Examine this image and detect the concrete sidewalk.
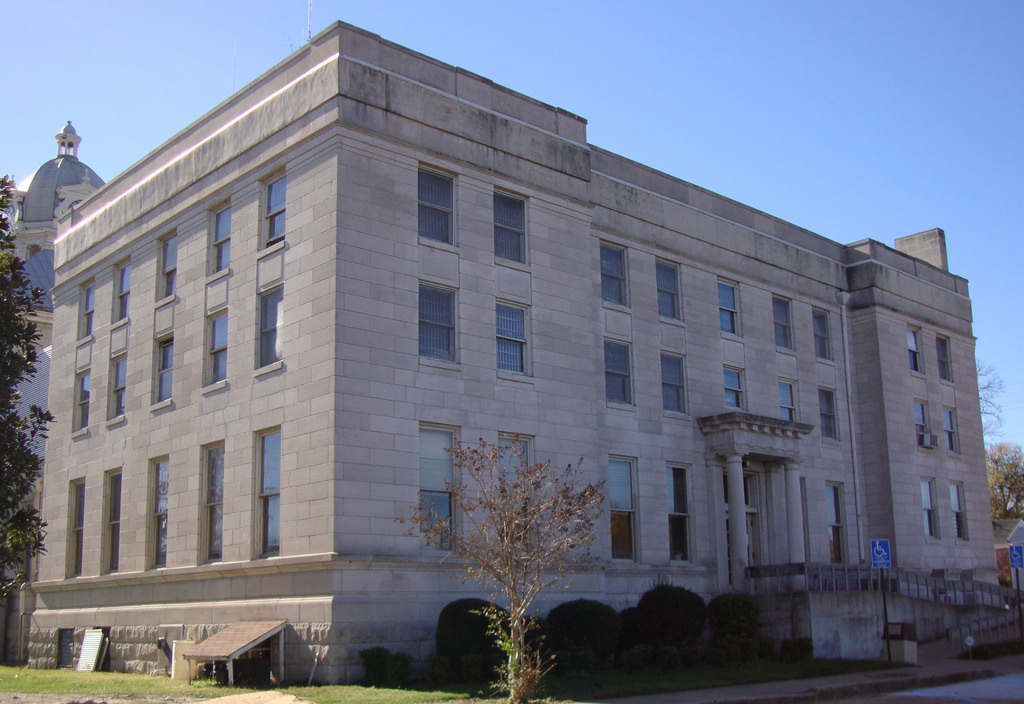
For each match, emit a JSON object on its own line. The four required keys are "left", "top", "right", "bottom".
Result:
{"left": 582, "top": 641, "right": 1024, "bottom": 704}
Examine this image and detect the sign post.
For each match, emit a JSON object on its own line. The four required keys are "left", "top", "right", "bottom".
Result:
{"left": 1010, "top": 544, "right": 1023, "bottom": 643}
{"left": 871, "top": 539, "right": 892, "bottom": 662}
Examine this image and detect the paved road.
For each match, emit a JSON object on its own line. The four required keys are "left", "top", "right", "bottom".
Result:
{"left": 838, "top": 672, "right": 1024, "bottom": 703}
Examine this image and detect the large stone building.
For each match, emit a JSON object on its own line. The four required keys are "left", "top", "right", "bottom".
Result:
{"left": 29, "top": 23, "right": 994, "bottom": 680}
{"left": 1, "top": 124, "right": 104, "bottom": 662}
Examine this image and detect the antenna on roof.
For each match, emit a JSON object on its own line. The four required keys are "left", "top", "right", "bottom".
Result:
{"left": 307, "top": 0, "right": 312, "bottom": 42}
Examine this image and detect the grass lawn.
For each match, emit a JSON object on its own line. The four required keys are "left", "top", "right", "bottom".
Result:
{"left": 0, "top": 658, "right": 895, "bottom": 703}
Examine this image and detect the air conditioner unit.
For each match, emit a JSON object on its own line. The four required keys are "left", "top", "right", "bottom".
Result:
{"left": 918, "top": 433, "right": 938, "bottom": 449}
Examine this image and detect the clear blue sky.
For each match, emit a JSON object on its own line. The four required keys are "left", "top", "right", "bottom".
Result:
{"left": 5, "top": 0, "right": 1023, "bottom": 444}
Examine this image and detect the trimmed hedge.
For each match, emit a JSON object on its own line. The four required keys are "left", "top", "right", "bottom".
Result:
{"left": 635, "top": 584, "right": 707, "bottom": 648}
{"left": 547, "top": 599, "right": 621, "bottom": 663}
{"left": 707, "top": 593, "right": 760, "bottom": 641}
{"left": 435, "top": 597, "right": 505, "bottom": 679}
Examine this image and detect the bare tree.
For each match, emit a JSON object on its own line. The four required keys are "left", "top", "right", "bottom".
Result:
{"left": 988, "top": 442, "right": 1024, "bottom": 519}
{"left": 977, "top": 360, "right": 1004, "bottom": 441}
{"left": 409, "top": 438, "right": 604, "bottom": 704}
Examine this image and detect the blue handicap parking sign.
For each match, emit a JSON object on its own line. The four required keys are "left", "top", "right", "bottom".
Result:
{"left": 1011, "top": 544, "right": 1024, "bottom": 570}
{"left": 871, "top": 539, "right": 891, "bottom": 568}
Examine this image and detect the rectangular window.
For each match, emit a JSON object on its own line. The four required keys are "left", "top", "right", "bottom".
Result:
{"left": 604, "top": 340, "right": 632, "bottom": 404}
{"left": 496, "top": 303, "right": 526, "bottom": 373}
{"left": 826, "top": 483, "right": 844, "bottom": 564}
{"left": 259, "top": 287, "right": 284, "bottom": 367}
{"left": 153, "top": 458, "right": 169, "bottom": 567}
{"left": 493, "top": 193, "right": 526, "bottom": 262}
{"left": 418, "top": 169, "right": 453, "bottom": 244}
{"left": 907, "top": 327, "right": 922, "bottom": 372}
{"left": 921, "top": 478, "right": 938, "bottom": 537}
{"left": 600, "top": 243, "right": 627, "bottom": 305}
{"left": 58, "top": 629, "right": 75, "bottom": 668}
{"left": 114, "top": 262, "right": 131, "bottom": 322}
{"left": 212, "top": 207, "right": 231, "bottom": 273}
{"left": 950, "top": 482, "right": 967, "bottom": 539}
{"left": 819, "top": 388, "right": 838, "bottom": 439}
{"left": 498, "top": 432, "right": 530, "bottom": 474}
{"left": 609, "top": 458, "right": 635, "bottom": 560}
{"left": 156, "top": 337, "right": 173, "bottom": 402}
{"left": 106, "top": 472, "right": 122, "bottom": 573}
{"left": 207, "top": 314, "right": 227, "bottom": 383}
{"left": 667, "top": 465, "right": 690, "bottom": 561}
{"left": 914, "top": 400, "right": 929, "bottom": 446}
{"left": 419, "top": 284, "right": 456, "bottom": 361}
{"left": 205, "top": 445, "right": 224, "bottom": 561}
{"left": 109, "top": 355, "right": 127, "bottom": 418}
{"left": 656, "top": 260, "right": 680, "bottom": 319}
{"left": 812, "top": 308, "right": 832, "bottom": 360}
{"left": 74, "top": 371, "right": 91, "bottom": 430}
{"left": 936, "top": 336, "right": 953, "bottom": 381}
{"left": 661, "top": 353, "right": 686, "bottom": 413}
{"left": 420, "top": 427, "right": 454, "bottom": 546}
{"left": 773, "top": 296, "right": 793, "bottom": 349}
{"left": 778, "top": 381, "right": 796, "bottom": 422}
{"left": 159, "top": 234, "right": 177, "bottom": 299}
{"left": 259, "top": 430, "right": 281, "bottom": 557}
{"left": 718, "top": 281, "right": 738, "bottom": 334}
{"left": 79, "top": 283, "right": 95, "bottom": 338}
{"left": 724, "top": 367, "right": 743, "bottom": 409}
{"left": 943, "top": 407, "right": 959, "bottom": 453}
{"left": 69, "top": 480, "right": 85, "bottom": 577}
{"left": 265, "top": 176, "right": 286, "bottom": 246}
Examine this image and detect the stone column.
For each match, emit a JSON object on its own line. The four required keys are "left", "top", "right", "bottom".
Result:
{"left": 726, "top": 453, "right": 747, "bottom": 591}
{"left": 784, "top": 461, "right": 806, "bottom": 591}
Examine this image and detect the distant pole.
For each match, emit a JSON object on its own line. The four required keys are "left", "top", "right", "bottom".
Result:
{"left": 307, "top": 0, "right": 312, "bottom": 42}
{"left": 881, "top": 567, "right": 891, "bottom": 663}
{"left": 1017, "top": 567, "right": 1022, "bottom": 643}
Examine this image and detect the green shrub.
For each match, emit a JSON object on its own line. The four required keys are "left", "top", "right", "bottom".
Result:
{"left": 547, "top": 599, "right": 621, "bottom": 663}
{"left": 460, "top": 652, "right": 484, "bottom": 682}
{"left": 960, "top": 639, "right": 1024, "bottom": 659}
{"left": 359, "top": 647, "right": 412, "bottom": 687}
{"left": 779, "top": 637, "right": 814, "bottom": 663}
{"left": 617, "top": 606, "right": 643, "bottom": 653}
{"left": 704, "top": 635, "right": 755, "bottom": 667}
{"left": 656, "top": 645, "right": 681, "bottom": 670}
{"left": 707, "top": 593, "right": 761, "bottom": 641}
{"left": 757, "top": 637, "right": 776, "bottom": 661}
{"left": 428, "top": 655, "right": 450, "bottom": 687}
{"left": 435, "top": 597, "right": 504, "bottom": 679}
{"left": 619, "top": 644, "right": 653, "bottom": 671}
{"left": 635, "top": 584, "right": 707, "bottom": 648}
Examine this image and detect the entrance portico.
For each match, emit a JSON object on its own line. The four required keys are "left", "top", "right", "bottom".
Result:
{"left": 698, "top": 413, "right": 814, "bottom": 591}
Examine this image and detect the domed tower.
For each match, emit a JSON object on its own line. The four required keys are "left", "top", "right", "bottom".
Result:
{"left": 10, "top": 122, "right": 105, "bottom": 347}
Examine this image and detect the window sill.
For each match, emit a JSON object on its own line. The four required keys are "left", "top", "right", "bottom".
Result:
{"left": 821, "top": 436, "right": 842, "bottom": 446}
{"left": 495, "top": 256, "right": 530, "bottom": 272}
{"left": 106, "top": 416, "right": 126, "bottom": 429}
{"left": 775, "top": 346, "right": 797, "bottom": 357}
{"left": 605, "top": 401, "right": 636, "bottom": 413}
{"left": 258, "top": 240, "right": 286, "bottom": 258}
{"left": 663, "top": 410, "right": 691, "bottom": 421}
{"left": 202, "top": 380, "right": 228, "bottom": 395}
{"left": 659, "top": 315, "right": 685, "bottom": 328}
{"left": 419, "top": 357, "right": 460, "bottom": 372}
{"left": 720, "top": 331, "right": 743, "bottom": 342}
{"left": 602, "top": 301, "right": 630, "bottom": 313}
{"left": 206, "top": 268, "right": 231, "bottom": 284}
{"left": 419, "top": 236, "right": 458, "bottom": 252}
{"left": 497, "top": 369, "right": 533, "bottom": 384}
{"left": 154, "top": 294, "right": 176, "bottom": 308}
{"left": 255, "top": 361, "right": 284, "bottom": 377}
{"left": 150, "top": 398, "right": 173, "bottom": 412}
{"left": 816, "top": 356, "right": 836, "bottom": 366}
{"left": 111, "top": 317, "right": 129, "bottom": 331}
{"left": 71, "top": 427, "right": 89, "bottom": 439}
{"left": 76, "top": 334, "right": 95, "bottom": 346}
